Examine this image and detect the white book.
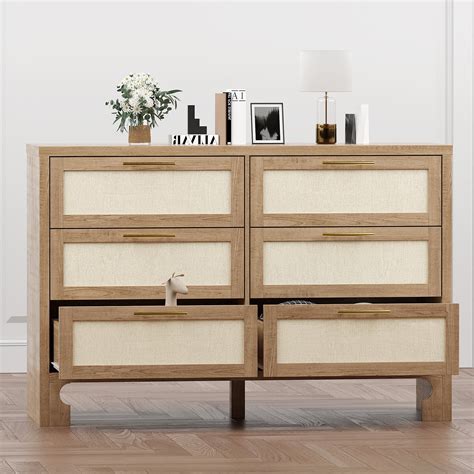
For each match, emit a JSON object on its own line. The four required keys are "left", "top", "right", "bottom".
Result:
{"left": 226, "top": 89, "right": 246, "bottom": 145}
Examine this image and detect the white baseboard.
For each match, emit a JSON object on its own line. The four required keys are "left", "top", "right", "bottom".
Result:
{"left": 0, "top": 340, "right": 27, "bottom": 373}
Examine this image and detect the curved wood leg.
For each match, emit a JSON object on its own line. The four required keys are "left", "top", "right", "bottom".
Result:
{"left": 230, "top": 380, "right": 245, "bottom": 420}
{"left": 49, "top": 377, "right": 70, "bottom": 426}
{"left": 416, "top": 375, "right": 452, "bottom": 421}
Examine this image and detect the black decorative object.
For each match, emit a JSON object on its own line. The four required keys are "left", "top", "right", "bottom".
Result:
{"left": 187, "top": 105, "right": 207, "bottom": 134}
{"left": 345, "top": 113, "right": 356, "bottom": 144}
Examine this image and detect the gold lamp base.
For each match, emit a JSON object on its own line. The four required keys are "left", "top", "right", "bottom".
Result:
{"left": 316, "top": 123, "right": 336, "bottom": 144}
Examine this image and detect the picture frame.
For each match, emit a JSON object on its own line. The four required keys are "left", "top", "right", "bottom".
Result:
{"left": 250, "top": 103, "right": 285, "bottom": 144}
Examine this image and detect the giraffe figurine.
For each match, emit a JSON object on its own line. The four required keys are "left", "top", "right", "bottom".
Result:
{"left": 164, "top": 273, "right": 188, "bottom": 306}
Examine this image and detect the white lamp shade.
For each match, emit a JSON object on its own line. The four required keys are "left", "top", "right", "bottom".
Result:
{"left": 300, "top": 50, "right": 352, "bottom": 92}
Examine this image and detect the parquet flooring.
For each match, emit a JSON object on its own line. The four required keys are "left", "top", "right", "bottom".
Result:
{"left": 0, "top": 371, "right": 473, "bottom": 473}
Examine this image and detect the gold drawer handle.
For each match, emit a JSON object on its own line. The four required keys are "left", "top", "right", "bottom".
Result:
{"left": 123, "top": 233, "right": 175, "bottom": 238}
{"left": 322, "top": 232, "right": 375, "bottom": 237}
{"left": 122, "top": 161, "right": 175, "bottom": 166}
{"left": 338, "top": 309, "right": 391, "bottom": 314}
{"left": 134, "top": 311, "right": 188, "bottom": 316}
{"left": 322, "top": 160, "right": 375, "bottom": 165}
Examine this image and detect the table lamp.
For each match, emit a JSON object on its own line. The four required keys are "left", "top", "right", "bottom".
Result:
{"left": 300, "top": 50, "right": 352, "bottom": 144}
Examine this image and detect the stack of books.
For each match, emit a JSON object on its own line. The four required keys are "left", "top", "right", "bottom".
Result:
{"left": 215, "top": 89, "right": 246, "bottom": 145}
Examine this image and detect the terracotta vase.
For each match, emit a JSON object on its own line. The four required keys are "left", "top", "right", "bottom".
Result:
{"left": 128, "top": 125, "right": 151, "bottom": 144}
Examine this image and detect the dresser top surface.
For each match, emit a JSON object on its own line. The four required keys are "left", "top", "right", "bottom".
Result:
{"left": 27, "top": 143, "right": 452, "bottom": 157}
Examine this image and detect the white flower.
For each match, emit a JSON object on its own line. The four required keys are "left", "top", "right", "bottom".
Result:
{"left": 128, "top": 95, "right": 142, "bottom": 113}
{"left": 135, "top": 87, "right": 153, "bottom": 99}
{"left": 120, "top": 73, "right": 158, "bottom": 93}
{"left": 119, "top": 97, "right": 131, "bottom": 112}
{"left": 144, "top": 97, "right": 154, "bottom": 108}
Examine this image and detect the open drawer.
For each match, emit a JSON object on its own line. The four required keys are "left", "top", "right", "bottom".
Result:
{"left": 55, "top": 305, "right": 257, "bottom": 380}
{"left": 261, "top": 304, "right": 458, "bottom": 378}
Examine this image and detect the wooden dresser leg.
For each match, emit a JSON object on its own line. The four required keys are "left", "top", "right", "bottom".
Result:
{"left": 230, "top": 380, "right": 245, "bottom": 420}
{"left": 49, "top": 378, "right": 71, "bottom": 426}
{"left": 416, "top": 375, "right": 452, "bottom": 421}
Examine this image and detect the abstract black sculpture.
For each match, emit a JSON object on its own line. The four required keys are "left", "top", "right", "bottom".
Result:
{"left": 345, "top": 114, "right": 356, "bottom": 144}
{"left": 188, "top": 105, "right": 207, "bottom": 134}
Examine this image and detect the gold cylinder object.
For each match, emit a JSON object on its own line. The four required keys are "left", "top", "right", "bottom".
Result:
{"left": 316, "top": 124, "right": 336, "bottom": 144}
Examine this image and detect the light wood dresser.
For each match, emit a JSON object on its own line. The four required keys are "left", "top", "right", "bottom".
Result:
{"left": 27, "top": 144, "right": 458, "bottom": 426}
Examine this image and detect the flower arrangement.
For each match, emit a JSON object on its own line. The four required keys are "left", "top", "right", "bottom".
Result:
{"left": 106, "top": 73, "right": 181, "bottom": 132}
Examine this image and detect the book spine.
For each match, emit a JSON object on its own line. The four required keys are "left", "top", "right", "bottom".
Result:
{"left": 226, "top": 92, "right": 232, "bottom": 145}
{"left": 229, "top": 89, "right": 246, "bottom": 145}
{"left": 214, "top": 93, "right": 226, "bottom": 145}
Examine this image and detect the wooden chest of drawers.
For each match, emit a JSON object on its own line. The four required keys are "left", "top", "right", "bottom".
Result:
{"left": 27, "top": 144, "right": 457, "bottom": 426}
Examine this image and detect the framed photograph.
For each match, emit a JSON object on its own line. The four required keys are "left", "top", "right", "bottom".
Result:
{"left": 251, "top": 103, "right": 285, "bottom": 144}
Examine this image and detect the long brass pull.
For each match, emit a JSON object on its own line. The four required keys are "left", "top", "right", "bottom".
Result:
{"left": 134, "top": 311, "right": 188, "bottom": 316}
{"left": 322, "top": 232, "right": 375, "bottom": 237}
{"left": 123, "top": 161, "right": 175, "bottom": 166}
{"left": 322, "top": 160, "right": 375, "bottom": 165}
{"left": 123, "top": 233, "right": 175, "bottom": 238}
{"left": 338, "top": 309, "right": 391, "bottom": 314}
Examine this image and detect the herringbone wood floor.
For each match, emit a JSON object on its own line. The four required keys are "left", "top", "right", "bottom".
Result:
{"left": 0, "top": 371, "right": 473, "bottom": 473}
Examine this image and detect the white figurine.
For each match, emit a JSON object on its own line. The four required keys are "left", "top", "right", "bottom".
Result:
{"left": 164, "top": 272, "right": 188, "bottom": 306}
{"left": 356, "top": 104, "right": 370, "bottom": 144}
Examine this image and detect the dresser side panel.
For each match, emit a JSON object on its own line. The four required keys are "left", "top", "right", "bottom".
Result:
{"left": 27, "top": 148, "right": 50, "bottom": 425}
{"left": 441, "top": 153, "right": 453, "bottom": 302}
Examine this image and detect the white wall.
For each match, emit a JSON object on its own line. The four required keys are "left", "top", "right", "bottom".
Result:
{"left": 1, "top": 0, "right": 472, "bottom": 371}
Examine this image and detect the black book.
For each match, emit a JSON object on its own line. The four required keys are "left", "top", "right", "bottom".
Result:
{"left": 226, "top": 92, "right": 232, "bottom": 145}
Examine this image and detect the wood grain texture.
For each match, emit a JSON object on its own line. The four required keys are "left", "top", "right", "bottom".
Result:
{"left": 2, "top": 371, "right": 473, "bottom": 473}
{"left": 244, "top": 154, "right": 251, "bottom": 305}
{"left": 230, "top": 380, "right": 245, "bottom": 420}
{"left": 449, "top": 304, "right": 460, "bottom": 374}
{"left": 417, "top": 375, "right": 453, "bottom": 421}
{"left": 441, "top": 153, "right": 453, "bottom": 302}
{"left": 50, "top": 155, "right": 244, "bottom": 228}
{"left": 48, "top": 375, "right": 70, "bottom": 426}
{"left": 26, "top": 147, "right": 51, "bottom": 426}
{"left": 28, "top": 143, "right": 453, "bottom": 156}
{"left": 251, "top": 155, "right": 441, "bottom": 226}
